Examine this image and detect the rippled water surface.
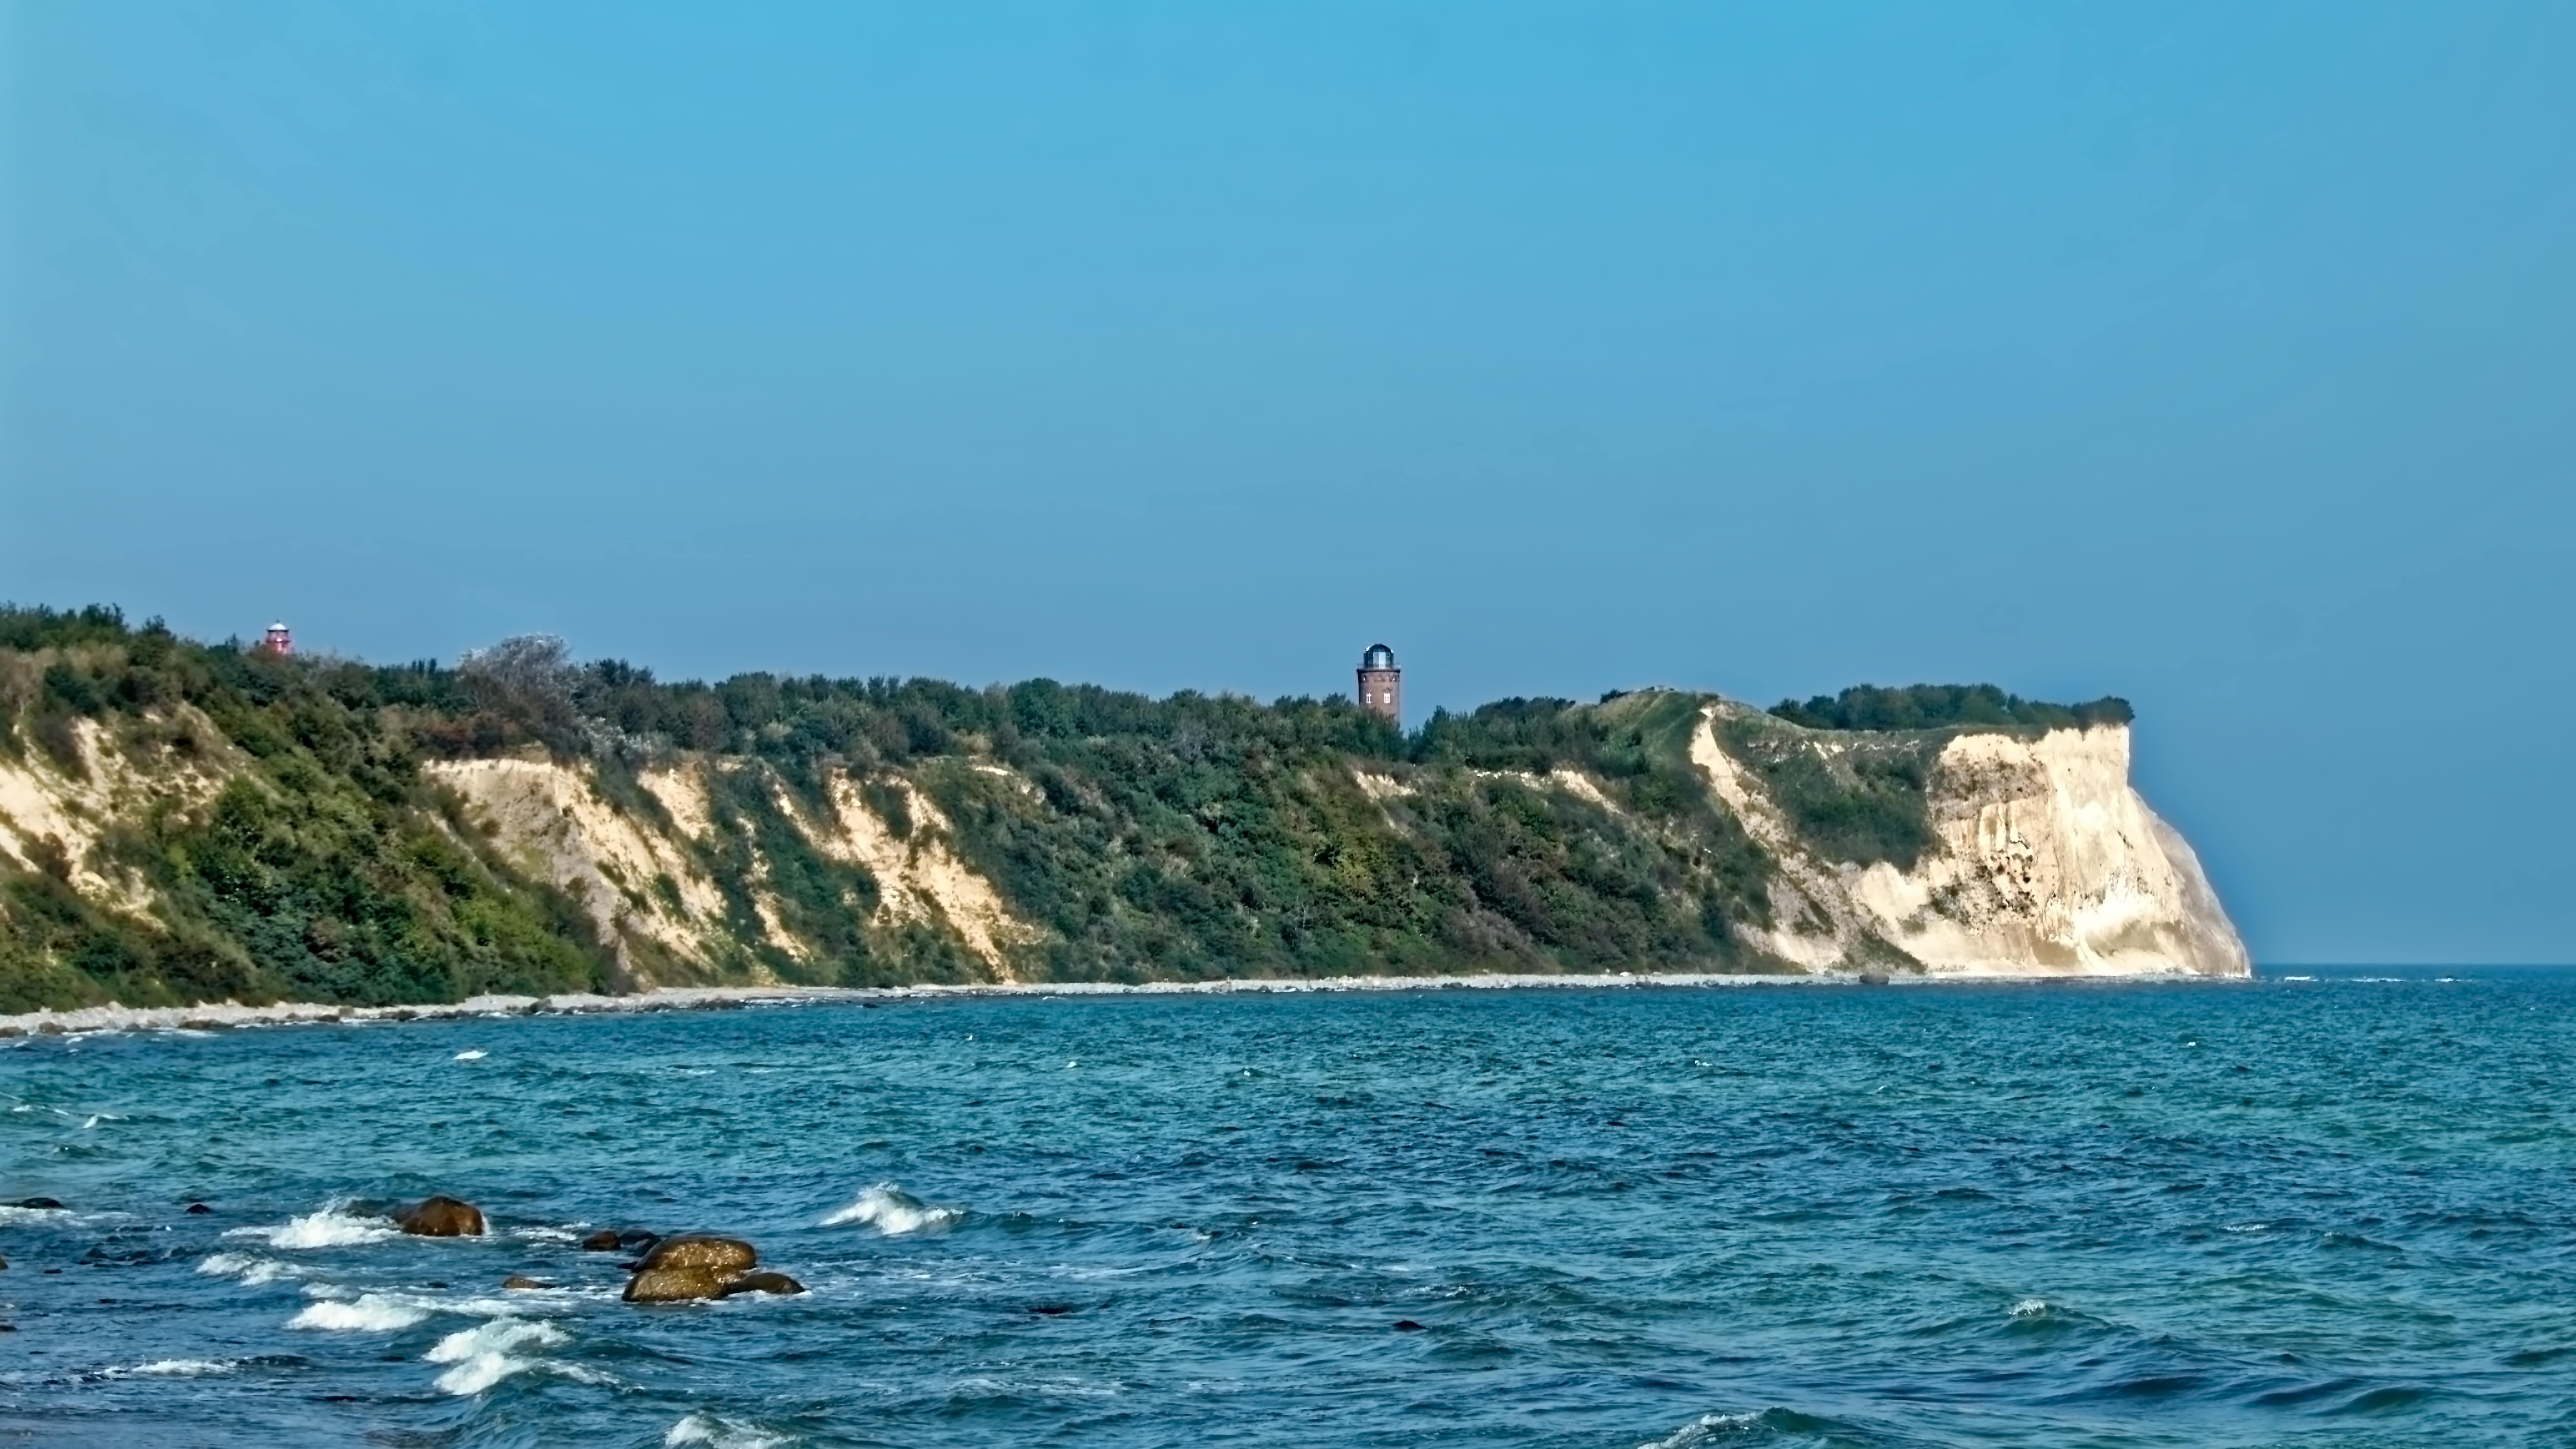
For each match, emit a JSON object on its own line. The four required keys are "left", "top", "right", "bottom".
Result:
{"left": 5, "top": 972, "right": 2575, "bottom": 1447}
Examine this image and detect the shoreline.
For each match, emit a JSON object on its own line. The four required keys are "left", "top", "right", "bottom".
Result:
{"left": 0, "top": 967, "right": 2240, "bottom": 1038}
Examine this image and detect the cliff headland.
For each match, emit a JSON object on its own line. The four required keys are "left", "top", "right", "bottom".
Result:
{"left": 0, "top": 606, "right": 2246, "bottom": 1013}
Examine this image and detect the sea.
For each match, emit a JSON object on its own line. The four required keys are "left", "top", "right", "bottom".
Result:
{"left": 3, "top": 969, "right": 2573, "bottom": 1447}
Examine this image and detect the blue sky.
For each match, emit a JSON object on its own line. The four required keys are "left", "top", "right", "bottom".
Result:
{"left": 4, "top": 3, "right": 2572, "bottom": 963}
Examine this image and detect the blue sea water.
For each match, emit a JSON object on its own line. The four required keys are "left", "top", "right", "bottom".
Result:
{"left": 4, "top": 971, "right": 2575, "bottom": 1447}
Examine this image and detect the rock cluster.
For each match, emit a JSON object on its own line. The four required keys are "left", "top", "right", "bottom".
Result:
{"left": 390, "top": 1201, "right": 808, "bottom": 1302}
{"left": 621, "top": 1235, "right": 805, "bottom": 1302}
{"left": 8, "top": 1192, "right": 810, "bottom": 1312}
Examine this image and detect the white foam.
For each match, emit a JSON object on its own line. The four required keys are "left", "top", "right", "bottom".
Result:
{"left": 426, "top": 1318, "right": 568, "bottom": 1395}
{"left": 454, "top": 1049, "right": 487, "bottom": 1061}
{"left": 198, "top": 1252, "right": 303, "bottom": 1286}
{"left": 665, "top": 1414, "right": 792, "bottom": 1448}
{"left": 1638, "top": 1411, "right": 1763, "bottom": 1449}
{"left": 821, "top": 1182, "right": 963, "bottom": 1235}
{"left": 229, "top": 1202, "right": 398, "bottom": 1249}
{"left": 290, "top": 1294, "right": 429, "bottom": 1332}
{"left": 2009, "top": 1298, "right": 2048, "bottom": 1317}
{"left": 128, "top": 1359, "right": 237, "bottom": 1379}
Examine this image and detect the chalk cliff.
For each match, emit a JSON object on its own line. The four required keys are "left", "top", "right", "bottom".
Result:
{"left": 0, "top": 609, "right": 2247, "bottom": 1009}
{"left": 1693, "top": 706, "right": 2246, "bottom": 978}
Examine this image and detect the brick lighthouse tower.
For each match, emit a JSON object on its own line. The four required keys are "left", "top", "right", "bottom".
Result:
{"left": 1356, "top": 643, "right": 1401, "bottom": 724}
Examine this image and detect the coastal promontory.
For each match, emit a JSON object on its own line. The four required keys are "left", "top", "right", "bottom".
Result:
{"left": 0, "top": 606, "right": 2246, "bottom": 1013}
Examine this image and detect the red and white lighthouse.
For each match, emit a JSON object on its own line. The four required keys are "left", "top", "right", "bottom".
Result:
{"left": 259, "top": 621, "right": 293, "bottom": 656}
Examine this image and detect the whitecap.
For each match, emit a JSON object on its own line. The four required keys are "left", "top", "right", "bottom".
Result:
{"left": 228, "top": 1202, "right": 398, "bottom": 1249}
{"left": 666, "top": 1413, "right": 793, "bottom": 1448}
{"left": 132, "top": 1359, "right": 236, "bottom": 1376}
{"left": 2008, "top": 1297, "right": 2048, "bottom": 1317}
{"left": 198, "top": 1252, "right": 302, "bottom": 1286}
{"left": 821, "top": 1182, "right": 963, "bottom": 1235}
{"left": 2223, "top": 1222, "right": 2271, "bottom": 1234}
{"left": 1638, "top": 1411, "right": 1763, "bottom": 1449}
{"left": 290, "top": 1294, "right": 429, "bottom": 1332}
{"left": 94, "top": 1358, "right": 243, "bottom": 1380}
{"left": 232, "top": 1258, "right": 302, "bottom": 1286}
{"left": 426, "top": 1318, "right": 568, "bottom": 1395}
{"left": 454, "top": 1050, "right": 487, "bottom": 1061}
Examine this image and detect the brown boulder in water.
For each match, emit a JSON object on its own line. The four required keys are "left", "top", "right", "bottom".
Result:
{"left": 502, "top": 1274, "right": 549, "bottom": 1290}
{"left": 623, "top": 1265, "right": 727, "bottom": 1303}
{"left": 579, "top": 1229, "right": 623, "bottom": 1252}
{"left": 720, "top": 1271, "right": 806, "bottom": 1297}
{"left": 396, "top": 1196, "right": 486, "bottom": 1237}
{"left": 636, "top": 1235, "right": 755, "bottom": 1273}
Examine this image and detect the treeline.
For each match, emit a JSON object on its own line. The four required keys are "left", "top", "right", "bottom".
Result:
{"left": 1769, "top": 682, "right": 2132, "bottom": 734}
{"left": 0, "top": 607, "right": 1701, "bottom": 789}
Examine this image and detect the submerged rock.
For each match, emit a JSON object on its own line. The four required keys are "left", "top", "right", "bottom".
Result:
{"left": 580, "top": 1229, "right": 622, "bottom": 1251}
{"left": 16, "top": 1198, "right": 63, "bottom": 1210}
{"left": 396, "top": 1195, "right": 486, "bottom": 1237}
{"left": 184, "top": 1202, "right": 212, "bottom": 1215}
{"left": 636, "top": 1235, "right": 755, "bottom": 1273}
{"left": 721, "top": 1271, "right": 805, "bottom": 1297}
{"left": 502, "top": 1274, "right": 550, "bottom": 1290}
{"left": 624, "top": 1266, "right": 727, "bottom": 1303}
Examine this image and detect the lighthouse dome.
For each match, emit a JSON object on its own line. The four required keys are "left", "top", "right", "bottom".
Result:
{"left": 1361, "top": 643, "right": 1396, "bottom": 670}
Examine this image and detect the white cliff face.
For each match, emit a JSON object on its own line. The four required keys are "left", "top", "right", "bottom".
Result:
{"left": 1694, "top": 708, "right": 2249, "bottom": 978}
{"left": 425, "top": 758, "right": 1034, "bottom": 988}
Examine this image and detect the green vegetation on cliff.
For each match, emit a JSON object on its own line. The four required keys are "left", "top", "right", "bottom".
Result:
{"left": 0, "top": 605, "right": 2128, "bottom": 1011}
{"left": 1770, "top": 683, "right": 2131, "bottom": 734}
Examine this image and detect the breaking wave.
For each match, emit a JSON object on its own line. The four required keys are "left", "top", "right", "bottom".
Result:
{"left": 226, "top": 1201, "right": 397, "bottom": 1249}
{"left": 95, "top": 1359, "right": 243, "bottom": 1379}
{"left": 426, "top": 1318, "right": 569, "bottom": 1395}
{"left": 1638, "top": 1411, "right": 1764, "bottom": 1448}
{"left": 289, "top": 1294, "right": 428, "bottom": 1332}
{"left": 821, "top": 1182, "right": 962, "bottom": 1235}
{"left": 196, "top": 1252, "right": 302, "bottom": 1286}
{"left": 666, "top": 1413, "right": 793, "bottom": 1448}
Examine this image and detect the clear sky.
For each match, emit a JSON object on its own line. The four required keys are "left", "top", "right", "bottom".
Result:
{"left": 4, "top": 3, "right": 2571, "bottom": 964}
